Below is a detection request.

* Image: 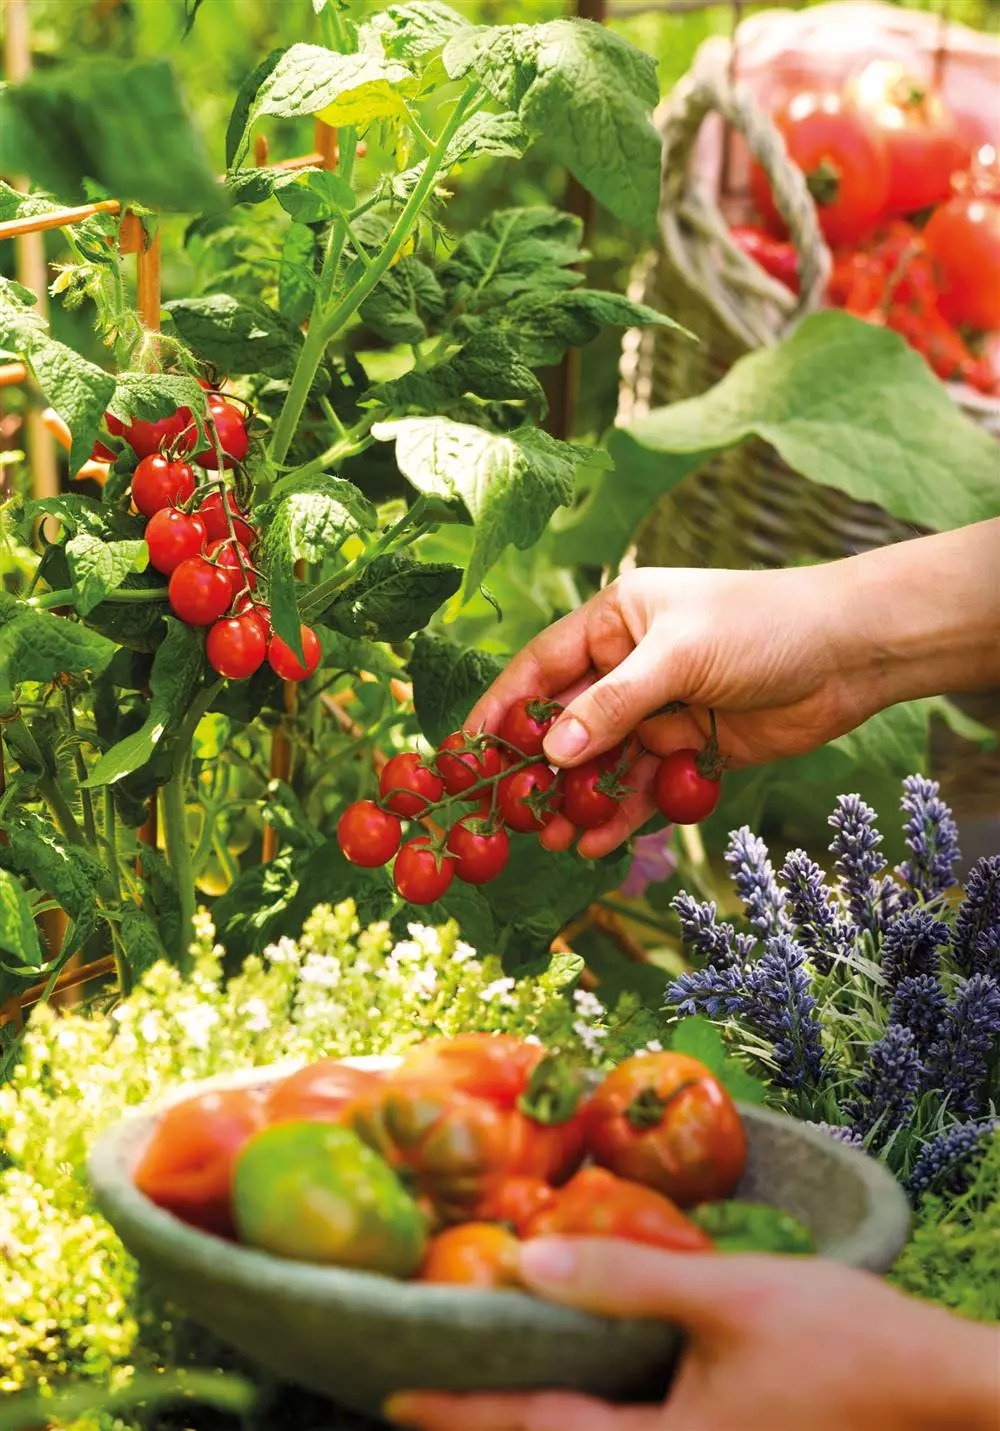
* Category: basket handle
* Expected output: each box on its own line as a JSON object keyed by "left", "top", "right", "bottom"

{"left": 659, "top": 68, "right": 830, "bottom": 332}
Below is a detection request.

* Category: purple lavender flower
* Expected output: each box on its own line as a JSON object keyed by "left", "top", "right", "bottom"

{"left": 828, "top": 794, "right": 888, "bottom": 937}
{"left": 671, "top": 892, "right": 754, "bottom": 970}
{"left": 780, "top": 848, "right": 850, "bottom": 973}
{"left": 952, "top": 854, "right": 1000, "bottom": 980}
{"left": 843, "top": 1024, "right": 924, "bottom": 1146}
{"left": 808, "top": 1121, "right": 865, "bottom": 1151}
{"left": 895, "top": 775, "right": 961, "bottom": 907}
{"left": 666, "top": 963, "right": 748, "bottom": 1019}
{"left": 889, "top": 974, "right": 948, "bottom": 1055}
{"left": 903, "top": 1119, "right": 996, "bottom": 1200}
{"left": 880, "top": 908, "right": 949, "bottom": 991}
{"left": 619, "top": 827, "right": 677, "bottom": 900}
{"left": 725, "top": 826, "right": 789, "bottom": 939}
{"left": 744, "top": 935, "right": 827, "bottom": 1092}
{"left": 926, "top": 973, "right": 1000, "bottom": 1116}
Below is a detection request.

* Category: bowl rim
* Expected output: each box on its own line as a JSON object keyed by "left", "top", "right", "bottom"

{"left": 87, "top": 1056, "right": 912, "bottom": 1324}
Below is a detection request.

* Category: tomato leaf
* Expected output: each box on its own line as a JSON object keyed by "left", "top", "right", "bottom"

{"left": 442, "top": 208, "right": 585, "bottom": 312}
{"left": 610, "top": 312, "right": 1000, "bottom": 537}
{"left": 226, "top": 48, "right": 285, "bottom": 169}
{"left": 135, "top": 847, "right": 182, "bottom": 958}
{"left": 164, "top": 296, "right": 303, "bottom": 378}
{"left": 118, "top": 906, "right": 169, "bottom": 983}
{"left": 0, "top": 812, "right": 107, "bottom": 921}
{"left": 323, "top": 553, "right": 462, "bottom": 642}
{"left": 373, "top": 416, "right": 586, "bottom": 597}
{"left": 0, "top": 870, "right": 42, "bottom": 973}
{"left": 272, "top": 167, "right": 356, "bottom": 224}
{"left": 85, "top": 619, "right": 205, "bottom": 787}
{"left": 373, "top": 1, "right": 474, "bottom": 63}
{"left": 278, "top": 223, "right": 318, "bottom": 329}
{"left": 109, "top": 372, "right": 209, "bottom": 427}
{"left": 260, "top": 781, "right": 325, "bottom": 853}
{"left": 392, "top": 112, "right": 529, "bottom": 198}
{"left": 65, "top": 535, "right": 148, "bottom": 617}
{"left": 408, "top": 631, "right": 503, "bottom": 747}
{"left": 375, "top": 331, "right": 546, "bottom": 417}
{"left": 0, "top": 594, "right": 116, "bottom": 712}
{"left": 359, "top": 257, "right": 446, "bottom": 346}
{"left": 444, "top": 21, "right": 661, "bottom": 233}
{"left": 502, "top": 289, "right": 691, "bottom": 369}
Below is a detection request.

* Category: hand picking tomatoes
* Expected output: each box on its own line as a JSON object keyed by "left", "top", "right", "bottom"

{"left": 268, "top": 624, "right": 322, "bottom": 681}
{"left": 446, "top": 818, "right": 510, "bottom": 884}
{"left": 525, "top": 1165, "right": 713, "bottom": 1252}
{"left": 337, "top": 800, "right": 402, "bottom": 868}
{"left": 925, "top": 194, "right": 1000, "bottom": 332}
{"left": 378, "top": 752, "right": 443, "bottom": 818}
{"left": 436, "top": 731, "right": 503, "bottom": 797}
{"left": 144, "top": 507, "right": 207, "bottom": 576}
{"left": 168, "top": 556, "right": 234, "bottom": 626}
{"left": 587, "top": 1051, "right": 747, "bottom": 1208}
{"left": 497, "top": 764, "right": 559, "bottom": 833}
{"left": 752, "top": 92, "right": 890, "bottom": 247}
{"left": 560, "top": 744, "right": 631, "bottom": 830}
{"left": 498, "top": 697, "right": 563, "bottom": 758}
{"left": 206, "top": 613, "right": 268, "bottom": 680}
{"left": 418, "top": 1223, "right": 521, "bottom": 1287}
{"left": 265, "top": 1060, "right": 384, "bottom": 1125}
{"left": 654, "top": 749, "right": 722, "bottom": 826}
{"left": 131, "top": 455, "right": 195, "bottom": 517}
{"left": 848, "top": 61, "right": 966, "bottom": 218}
{"left": 392, "top": 837, "right": 455, "bottom": 904}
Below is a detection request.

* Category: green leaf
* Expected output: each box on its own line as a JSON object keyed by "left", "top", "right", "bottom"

{"left": 278, "top": 223, "right": 317, "bottom": 329}
{"left": 502, "top": 288, "right": 691, "bottom": 368}
{"left": 24, "top": 493, "right": 127, "bottom": 541}
{"left": 119, "top": 905, "right": 169, "bottom": 981}
{"left": 273, "top": 167, "right": 355, "bottom": 224}
{"left": 165, "top": 295, "right": 303, "bottom": 377}
{"left": 549, "top": 445, "right": 685, "bottom": 571}
{"left": 359, "top": 256, "right": 446, "bottom": 345}
{"left": 0, "top": 870, "right": 42, "bottom": 971}
{"left": 373, "top": 416, "right": 584, "bottom": 596}
{"left": 374, "top": 1, "right": 473, "bottom": 61}
{"left": 0, "top": 1371, "right": 255, "bottom": 1431}
{"left": 375, "top": 331, "right": 545, "bottom": 416}
{"left": 610, "top": 312, "right": 1000, "bottom": 533}
{"left": 408, "top": 631, "right": 502, "bottom": 746}
{"left": 0, "top": 179, "right": 63, "bottom": 225}
{"left": 670, "top": 1015, "right": 727, "bottom": 1072}
{"left": 0, "top": 59, "right": 220, "bottom": 213}
{"left": 261, "top": 781, "right": 324, "bottom": 853}
{"left": 84, "top": 588, "right": 171, "bottom": 653}
{"left": 226, "top": 48, "right": 286, "bottom": 169}
{"left": 444, "top": 21, "right": 661, "bottom": 232}
{"left": 65, "top": 534, "right": 147, "bottom": 616}
{"left": 0, "top": 812, "right": 106, "bottom": 921}
{"left": 85, "top": 619, "right": 205, "bottom": 787}
{"left": 317, "top": 628, "right": 402, "bottom": 677}
{"left": 136, "top": 847, "right": 182, "bottom": 957}
{"left": 109, "top": 371, "right": 209, "bottom": 427}
{"left": 0, "top": 594, "right": 116, "bottom": 710}
{"left": 324, "top": 553, "right": 462, "bottom": 642}
{"left": 392, "top": 111, "right": 529, "bottom": 198}
{"left": 441, "top": 207, "right": 584, "bottom": 314}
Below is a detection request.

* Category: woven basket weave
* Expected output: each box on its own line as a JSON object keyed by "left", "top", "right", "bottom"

{"left": 618, "top": 61, "right": 998, "bottom": 572}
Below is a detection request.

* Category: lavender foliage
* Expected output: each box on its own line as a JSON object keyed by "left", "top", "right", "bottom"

{"left": 744, "top": 935, "right": 828, "bottom": 1092}
{"left": 880, "top": 908, "right": 949, "bottom": 992}
{"left": 780, "top": 848, "right": 849, "bottom": 973}
{"left": 952, "top": 854, "right": 1000, "bottom": 980}
{"left": 671, "top": 893, "right": 752, "bottom": 971}
{"left": 667, "top": 963, "right": 749, "bottom": 1020}
{"left": 896, "top": 775, "right": 961, "bottom": 906}
{"left": 889, "top": 974, "right": 948, "bottom": 1056}
{"left": 926, "top": 974, "right": 1000, "bottom": 1117}
{"left": 903, "top": 1119, "right": 995, "bottom": 1199}
{"left": 809, "top": 1121, "right": 865, "bottom": 1151}
{"left": 828, "top": 794, "right": 888, "bottom": 937}
{"left": 844, "top": 1024, "right": 924, "bottom": 1146}
{"left": 725, "top": 827, "right": 789, "bottom": 939}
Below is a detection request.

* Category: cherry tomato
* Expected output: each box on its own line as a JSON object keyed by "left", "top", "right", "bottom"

{"left": 925, "top": 196, "right": 1000, "bottom": 331}
{"left": 168, "top": 556, "right": 233, "bottom": 626}
{"left": 497, "top": 764, "right": 560, "bottom": 834}
{"left": 131, "top": 454, "right": 196, "bottom": 518}
{"left": 418, "top": 1223, "right": 521, "bottom": 1287}
{"left": 730, "top": 225, "right": 800, "bottom": 293}
{"left": 587, "top": 1051, "right": 747, "bottom": 1208}
{"left": 751, "top": 93, "right": 890, "bottom": 247}
{"left": 395, "top": 1034, "right": 549, "bottom": 1110}
{"left": 268, "top": 625, "right": 322, "bottom": 682}
{"left": 337, "top": 800, "right": 402, "bottom": 868}
{"left": 104, "top": 410, "right": 126, "bottom": 438}
{"left": 476, "top": 1177, "right": 557, "bottom": 1235}
{"left": 526, "top": 1166, "right": 713, "bottom": 1252}
{"left": 206, "top": 613, "right": 268, "bottom": 680}
{"left": 378, "top": 752, "right": 444, "bottom": 818}
{"left": 849, "top": 61, "right": 966, "bottom": 218}
{"left": 91, "top": 437, "right": 117, "bottom": 463}
{"left": 436, "top": 731, "right": 504, "bottom": 798}
{"left": 560, "top": 748, "right": 625, "bottom": 831}
{"left": 195, "top": 397, "right": 250, "bottom": 470}
{"left": 393, "top": 837, "right": 454, "bottom": 904}
{"left": 265, "top": 1060, "right": 384, "bottom": 1125}
{"left": 653, "top": 749, "right": 721, "bottom": 825}
{"left": 197, "top": 490, "right": 256, "bottom": 547}
{"left": 144, "top": 507, "right": 207, "bottom": 576}
{"left": 446, "top": 819, "right": 510, "bottom": 884}
{"left": 234, "top": 596, "right": 271, "bottom": 639}
{"left": 133, "top": 1087, "right": 268, "bottom": 1237}
{"left": 498, "top": 697, "right": 563, "bottom": 758}
{"left": 124, "top": 406, "right": 193, "bottom": 460}
{"left": 205, "top": 537, "right": 255, "bottom": 602}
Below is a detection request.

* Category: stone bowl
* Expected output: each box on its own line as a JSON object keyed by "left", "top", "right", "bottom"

{"left": 88, "top": 1060, "right": 910, "bottom": 1421}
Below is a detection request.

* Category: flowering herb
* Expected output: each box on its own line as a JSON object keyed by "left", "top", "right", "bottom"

{"left": 666, "top": 776, "right": 1000, "bottom": 1193}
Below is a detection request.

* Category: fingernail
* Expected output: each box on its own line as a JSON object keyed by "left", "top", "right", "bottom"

{"left": 518, "top": 1237, "right": 579, "bottom": 1285}
{"left": 383, "top": 1394, "right": 419, "bottom": 1427}
{"left": 544, "top": 717, "right": 589, "bottom": 764}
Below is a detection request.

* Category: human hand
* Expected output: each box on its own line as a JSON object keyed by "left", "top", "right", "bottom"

{"left": 467, "top": 563, "right": 868, "bottom": 857}
{"left": 385, "top": 1238, "right": 1000, "bottom": 1431}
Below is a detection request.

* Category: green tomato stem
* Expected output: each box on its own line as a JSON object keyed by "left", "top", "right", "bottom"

{"left": 160, "top": 768, "right": 195, "bottom": 971}
{"left": 300, "top": 496, "right": 429, "bottom": 619}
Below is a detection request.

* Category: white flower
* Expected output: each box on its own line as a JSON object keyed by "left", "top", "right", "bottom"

{"left": 263, "top": 936, "right": 300, "bottom": 967}
{"left": 452, "top": 941, "right": 477, "bottom": 965}
{"left": 240, "top": 998, "right": 271, "bottom": 1034}
{"left": 390, "top": 940, "right": 422, "bottom": 965}
{"left": 573, "top": 1021, "right": 608, "bottom": 1056}
{"left": 572, "top": 989, "right": 606, "bottom": 1020}
{"left": 299, "top": 954, "right": 342, "bottom": 989}
{"left": 175, "top": 1004, "right": 219, "bottom": 1050}
{"left": 646, "top": 1039, "right": 663, "bottom": 1053}
{"left": 409, "top": 964, "right": 439, "bottom": 998}
{"left": 137, "top": 1013, "right": 161, "bottom": 1044}
{"left": 192, "top": 909, "right": 215, "bottom": 942}
{"left": 480, "top": 977, "right": 516, "bottom": 1007}
{"left": 524, "top": 1034, "right": 542, "bottom": 1046}
{"left": 408, "top": 923, "right": 443, "bottom": 957}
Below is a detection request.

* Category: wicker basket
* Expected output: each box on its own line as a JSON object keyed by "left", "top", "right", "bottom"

{"left": 618, "top": 53, "right": 999, "bottom": 573}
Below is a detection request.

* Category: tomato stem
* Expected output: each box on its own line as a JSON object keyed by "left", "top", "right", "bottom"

{"left": 626, "top": 1079, "right": 701, "bottom": 1130}
{"left": 161, "top": 767, "right": 196, "bottom": 972}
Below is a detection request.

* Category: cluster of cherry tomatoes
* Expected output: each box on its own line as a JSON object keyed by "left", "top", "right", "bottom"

{"left": 733, "top": 58, "right": 1000, "bottom": 394}
{"left": 337, "top": 697, "right": 724, "bottom": 904}
{"left": 95, "top": 385, "right": 321, "bottom": 684}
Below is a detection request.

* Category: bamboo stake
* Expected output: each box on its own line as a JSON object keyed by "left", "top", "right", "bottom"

{"left": 0, "top": 199, "right": 122, "bottom": 243}
{"left": 0, "top": 362, "right": 28, "bottom": 387}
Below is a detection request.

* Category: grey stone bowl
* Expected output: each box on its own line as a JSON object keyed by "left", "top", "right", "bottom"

{"left": 88, "top": 1060, "right": 910, "bottom": 1421}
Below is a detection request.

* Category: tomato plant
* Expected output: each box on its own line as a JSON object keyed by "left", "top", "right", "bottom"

{"left": 392, "top": 838, "right": 455, "bottom": 904}
{"left": 337, "top": 800, "right": 402, "bottom": 868}
{"left": 197, "top": 489, "right": 255, "bottom": 546}
{"left": 498, "top": 697, "right": 563, "bottom": 758}
{"left": 205, "top": 538, "right": 255, "bottom": 602}
{"left": 206, "top": 614, "right": 268, "bottom": 680}
{"left": 194, "top": 398, "right": 249, "bottom": 470}
{"left": 560, "top": 745, "right": 630, "bottom": 830}
{"left": 168, "top": 556, "right": 234, "bottom": 626}
{"left": 268, "top": 625, "right": 321, "bottom": 681}
{"left": 497, "top": 764, "right": 560, "bottom": 833}
{"left": 131, "top": 455, "right": 195, "bottom": 517}
{"left": 436, "top": 731, "right": 504, "bottom": 798}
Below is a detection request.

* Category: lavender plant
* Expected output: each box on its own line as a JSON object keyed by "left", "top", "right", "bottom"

{"left": 666, "top": 778, "right": 1000, "bottom": 1198}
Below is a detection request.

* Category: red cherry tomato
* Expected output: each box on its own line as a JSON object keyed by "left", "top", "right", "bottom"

{"left": 418, "top": 1223, "right": 521, "bottom": 1287}
{"left": 168, "top": 556, "right": 233, "bottom": 626}
{"left": 436, "top": 731, "right": 503, "bottom": 798}
{"left": 525, "top": 1165, "right": 713, "bottom": 1252}
{"left": 497, "top": 697, "right": 563, "bottom": 758}
{"left": 205, "top": 537, "right": 255, "bottom": 602}
{"left": 730, "top": 226, "right": 800, "bottom": 293}
{"left": 265, "top": 1060, "right": 384, "bottom": 1126}
{"left": 268, "top": 625, "right": 322, "bottom": 682}
{"left": 395, "top": 1034, "right": 549, "bottom": 1110}
{"left": 124, "top": 406, "right": 194, "bottom": 460}
{"left": 337, "top": 800, "right": 402, "bottom": 868}
{"left": 925, "top": 196, "right": 1000, "bottom": 332}
{"left": 197, "top": 490, "right": 256, "bottom": 547}
{"left": 206, "top": 613, "right": 268, "bottom": 680}
{"left": 497, "top": 764, "right": 560, "bottom": 834}
{"left": 476, "top": 1177, "right": 557, "bottom": 1235}
{"left": 195, "top": 397, "right": 249, "bottom": 470}
{"left": 105, "top": 411, "right": 126, "bottom": 438}
{"left": 378, "top": 752, "right": 444, "bottom": 818}
{"left": 849, "top": 61, "right": 967, "bottom": 218}
{"left": 234, "top": 596, "right": 271, "bottom": 639}
{"left": 751, "top": 93, "right": 890, "bottom": 247}
{"left": 91, "top": 437, "right": 117, "bottom": 463}
{"left": 394, "top": 837, "right": 454, "bottom": 904}
{"left": 131, "top": 454, "right": 196, "bottom": 518}
{"left": 446, "top": 819, "right": 510, "bottom": 885}
{"left": 144, "top": 507, "right": 208, "bottom": 576}
{"left": 653, "top": 749, "right": 721, "bottom": 825}
{"left": 559, "top": 745, "right": 627, "bottom": 831}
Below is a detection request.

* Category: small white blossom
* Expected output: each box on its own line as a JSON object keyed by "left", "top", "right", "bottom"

{"left": 452, "top": 940, "right": 477, "bottom": 965}
{"left": 646, "top": 1039, "right": 663, "bottom": 1053}
{"left": 175, "top": 1004, "right": 219, "bottom": 1050}
{"left": 240, "top": 998, "right": 271, "bottom": 1033}
{"left": 390, "top": 940, "right": 422, "bottom": 965}
{"left": 573, "top": 1021, "right": 608, "bottom": 1055}
{"left": 299, "top": 954, "right": 342, "bottom": 989}
{"left": 480, "top": 976, "right": 516, "bottom": 1007}
{"left": 263, "top": 935, "right": 300, "bottom": 967}
{"left": 137, "top": 1013, "right": 161, "bottom": 1044}
{"left": 572, "top": 988, "right": 606, "bottom": 1019}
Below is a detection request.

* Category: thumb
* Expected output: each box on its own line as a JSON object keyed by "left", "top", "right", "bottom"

{"left": 543, "top": 645, "right": 673, "bottom": 767}
{"left": 517, "top": 1238, "right": 785, "bottom": 1330}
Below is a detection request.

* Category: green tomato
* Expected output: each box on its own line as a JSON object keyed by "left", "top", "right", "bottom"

{"left": 233, "top": 1121, "right": 427, "bottom": 1277}
{"left": 690, "top": 1200, "right": 815, "bottom": 1254}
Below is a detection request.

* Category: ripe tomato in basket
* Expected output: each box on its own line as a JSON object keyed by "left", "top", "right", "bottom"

{"left": 848, "top": 60, "right": 967, "bottom": 218}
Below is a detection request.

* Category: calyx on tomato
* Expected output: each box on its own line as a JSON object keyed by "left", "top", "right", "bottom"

{"left": 517, "top": 1053, "right": 586, "bottom": 1127}
{"left": 625, "top": 1079, "right": 701, "bottom": 1130}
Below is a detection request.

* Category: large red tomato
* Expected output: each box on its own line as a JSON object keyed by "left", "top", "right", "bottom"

{"left": 265, "top": 1060, "right": 384, "bottom": 1125}
{"left": 752, "top": 92, "right": 890, "bottom": 247}
{"left": 849, "top": 60, "right": 967, "bottom": 217}
{"left": 925, "top": 195, "right": 1000, "bottom": 332}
